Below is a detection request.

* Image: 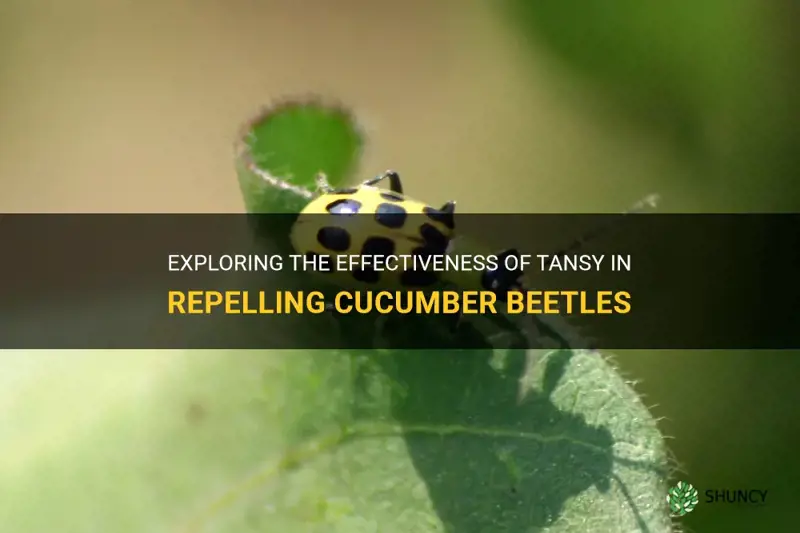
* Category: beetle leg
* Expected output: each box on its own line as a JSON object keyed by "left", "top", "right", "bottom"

{"left": 363, "top": 170, "right": 404, "bottom": 195}
{"left": 315, "top": 172, "right": 334, "bottom": 194}
{"left": 439, "top": 200, "right": 456, "bottom": 214}
{"left": 448, "top": 309, "right": 464, "bottom": 333}
{"left": 437, "top": 201, "right": 456, "bottom": 229}
{"left": 386, "top": 171, "right": 403, "bottom": 194}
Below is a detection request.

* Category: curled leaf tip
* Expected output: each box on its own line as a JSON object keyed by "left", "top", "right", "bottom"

{"left": 235, "top": 94, "right": 364, "bottom": 214}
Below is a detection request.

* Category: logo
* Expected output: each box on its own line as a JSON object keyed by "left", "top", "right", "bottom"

{"left": 667, "top": 481, "right": 699, "bottom": 516}
{"left": 704, "top": 489, "right": 768, "bottom": 505}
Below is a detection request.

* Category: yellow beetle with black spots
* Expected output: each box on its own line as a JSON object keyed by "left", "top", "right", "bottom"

{"left": 289, "top": 169, "right": 658, "bottom": 350}
{"left": 290, "top": 170, "right": 461, "bottom": 289}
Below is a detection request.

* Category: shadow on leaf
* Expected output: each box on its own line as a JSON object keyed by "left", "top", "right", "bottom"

{"left": 347, "top": 316, "right": 664, "bottom": 532}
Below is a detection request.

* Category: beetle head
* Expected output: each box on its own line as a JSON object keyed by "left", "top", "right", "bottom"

{"left": 482, "top": 248, "right": 525, "bottom": 300}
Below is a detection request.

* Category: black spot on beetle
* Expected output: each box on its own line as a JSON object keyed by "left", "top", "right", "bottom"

{"left": 380, "top": 191, "right": 405, "bottom": 202}
{"left": 326, "top": 198, "right": 361, "bottom": 215}
{"left": 412, "top": 245, "right": 435, "bottom": 260}
{"left": 419, "top": 223, "right": 449, "bottom": 252}
{"left": 353, "top": 268, "right": 380, "bottom": 284}
{"left": 332, "top": 187, "right": 359, "bottom": 195}
{"left": 317, "top": 226, "right": 351, "bottom": 252}
{"left": 400, "top": 269, "right": 439, "bottom": 287}
{"left": 401, "top": 246, "right": 440, "bottom": 286}
{"left": 361, "top": 236, "right": 395, "bottom": 256}
{"left": 375, "top": 203, "right": 407, "bottom": 228}
{"left": 305, "top": 251, "right": 333, "bottom": 272}
{"left": 423, "top": 206, "right": 455, "bottom": 229}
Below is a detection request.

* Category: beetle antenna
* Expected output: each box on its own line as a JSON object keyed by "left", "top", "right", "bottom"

{"left": 551, "top": 194, "right": 660, "bottom": 258}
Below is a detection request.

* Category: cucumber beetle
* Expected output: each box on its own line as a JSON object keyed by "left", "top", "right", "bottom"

{"left": 290, "top": 170, "right": 529, "bottom": 300}
{"left": 289, "top": 169, "right": 658, "bottom": 349}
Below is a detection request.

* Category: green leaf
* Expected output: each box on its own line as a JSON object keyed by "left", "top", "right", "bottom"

{"left": 234, "top": 96, "right": 364, "bottom": 214}
{"left": 1, "top": 97, "right": 672, "bottom": 533}
{"left": 1, "top": 350, "right": 672, "bottom": 532}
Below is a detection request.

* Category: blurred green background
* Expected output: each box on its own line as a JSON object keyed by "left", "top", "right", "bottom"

{"left": 1, "top": 1, "right": 798, "bottom": 532}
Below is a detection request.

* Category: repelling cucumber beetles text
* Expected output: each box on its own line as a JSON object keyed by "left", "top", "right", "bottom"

{"left": 167, "top": 290, "right": 632, "bottom": 315}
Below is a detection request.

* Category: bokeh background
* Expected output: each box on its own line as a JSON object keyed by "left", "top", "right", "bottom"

{"left": 2, "top": 1, "right": 799, "bottom": 531}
